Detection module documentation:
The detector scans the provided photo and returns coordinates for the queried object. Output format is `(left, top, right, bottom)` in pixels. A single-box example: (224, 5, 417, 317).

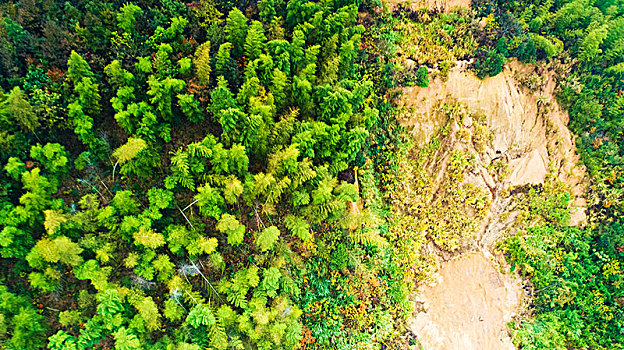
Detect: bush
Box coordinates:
(475, 48, 505, 79)
(416, 66, 429, 87)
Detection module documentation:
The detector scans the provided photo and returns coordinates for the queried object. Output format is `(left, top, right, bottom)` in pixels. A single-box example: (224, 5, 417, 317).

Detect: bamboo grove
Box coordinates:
(0, 0, 404, 348)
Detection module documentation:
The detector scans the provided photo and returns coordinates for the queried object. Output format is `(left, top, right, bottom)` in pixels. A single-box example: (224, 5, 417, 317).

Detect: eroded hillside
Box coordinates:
(395, 60, 588, 349)
(398, 60, 586, 247)
(411, 252, 522, 350)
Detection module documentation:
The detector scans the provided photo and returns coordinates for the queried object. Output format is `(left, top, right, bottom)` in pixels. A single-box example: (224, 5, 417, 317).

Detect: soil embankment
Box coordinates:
(400, 61, 586, 349)
(410, 252, 521, 350)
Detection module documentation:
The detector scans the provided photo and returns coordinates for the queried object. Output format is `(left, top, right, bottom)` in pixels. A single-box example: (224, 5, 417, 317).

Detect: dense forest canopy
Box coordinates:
(0, 0, 411, 348)
(0, 0, 622, 349)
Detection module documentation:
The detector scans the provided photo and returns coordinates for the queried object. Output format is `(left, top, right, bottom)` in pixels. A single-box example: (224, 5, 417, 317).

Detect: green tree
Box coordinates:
(210, 76, 238, 117)
(48, 330, 79, 350)
(256, 226, 280, 252)
(105, 60, 134, 87)
(117, 3, 143, 33)
(28, 236, 83, 268)
(19, 168, 57, 221)
(271, 68, 289, 110)
(476, 48, 505, 79)
(153, 254, 174, 281)
(1, 87, 39, 133)
(67, 102, 93, 141)
(133, 227, 166, 249)
(111, 190, 140, 216)
(44, 209, 67, 235)
(114, 327, 141, 350)
(290, 29, 306, 72)
(66, 51, 93, 82)
(195, 184, 225, 220)
(0, 284, 47, 349)
(217, 108, 246, 145)
(186, 303, 215, 327)
(223, 176, 244, 204)
(4, 157, 26, 180)
(257, 2, 271, 23)
(579, 25, 608, 64)
(11, 307, 47, 349)
(284, 215, 310, 240)
(215, 43, 234, 79)
(193, 0, 224, 28)
(194, 42, 212, 86)
(112, 138, 147, 181)
(216, 213, 246, 246)
(416, 66, 429, 87)
(74, 77, 101, 114)
(245, 21, 267, 60)
(225, 8, 248, 58)
(66, 51, 101, 148)
(178, 94, 203, 123)
(30, 143, 69, 176)
(136, 297, 161, 331)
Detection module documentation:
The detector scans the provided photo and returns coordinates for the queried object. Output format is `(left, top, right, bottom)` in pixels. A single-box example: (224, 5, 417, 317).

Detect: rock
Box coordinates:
(463, 115, 473, 128)
(405, 58, 417, 70)
(569, 206, 587, 227)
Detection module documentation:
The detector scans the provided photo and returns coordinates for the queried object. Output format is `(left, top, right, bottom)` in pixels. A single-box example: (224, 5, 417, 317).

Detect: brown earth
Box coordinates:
(410, 252, 523, 350)
(399, 60, 587, 349)
(398, 60, 587, 240)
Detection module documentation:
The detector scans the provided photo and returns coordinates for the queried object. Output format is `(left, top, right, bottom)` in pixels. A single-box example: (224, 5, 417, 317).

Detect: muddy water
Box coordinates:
(410, 252, 523, 350)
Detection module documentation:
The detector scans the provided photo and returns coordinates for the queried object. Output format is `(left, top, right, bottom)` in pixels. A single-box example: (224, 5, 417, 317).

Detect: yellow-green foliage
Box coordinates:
(428, 150, 490, 250)
(113, 138, 147, 165)
(471, 114, 490, 152)
(390, 103, 491, 253)
(394, 10, 477, 80)
(515, 173, 571, 227)
(388, 214, 438, 288)
(133, 227, 166, 249)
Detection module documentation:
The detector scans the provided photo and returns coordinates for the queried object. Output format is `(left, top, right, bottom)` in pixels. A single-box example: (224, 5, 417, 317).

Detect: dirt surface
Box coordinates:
(400, 60, 587, 349)
(398, 60, 587, 238)
(410, 252, 523, 350)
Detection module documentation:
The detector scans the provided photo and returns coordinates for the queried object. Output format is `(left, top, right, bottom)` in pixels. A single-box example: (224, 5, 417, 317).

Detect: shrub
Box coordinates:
(416, 66, 429, 87)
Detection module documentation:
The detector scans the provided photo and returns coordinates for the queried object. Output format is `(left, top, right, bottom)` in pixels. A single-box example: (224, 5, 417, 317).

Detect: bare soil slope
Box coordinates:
(398, 61, 587, 239)
(410, 252, 522, 350)
(399, 61, 586, 349)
